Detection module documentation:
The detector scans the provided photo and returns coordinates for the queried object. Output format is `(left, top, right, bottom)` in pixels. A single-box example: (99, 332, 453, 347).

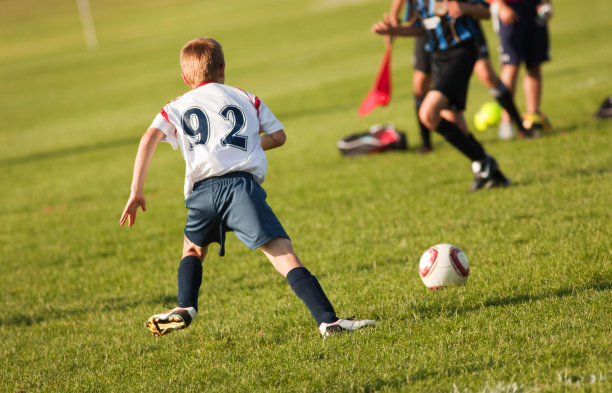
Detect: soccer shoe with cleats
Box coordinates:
(522, 112, 551, 132)
(319, 317, 378, 337)
(497, 122, 515, 140)
(146, 306, 196, 337)
(489, 168, 512, 189)
(470, 155, 497, 192)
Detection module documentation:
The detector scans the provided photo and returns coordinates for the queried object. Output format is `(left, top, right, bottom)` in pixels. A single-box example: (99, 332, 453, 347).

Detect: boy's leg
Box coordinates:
(178, 237, 207, 310)
(413, 70, 433, 153)
(474, 58, 530, 136)
(523, 64, 541, 115)
(261, 237, 336, 325)
(498, 64, 520, 138)
(421, 91, 509, 191)
(145, 237, 206, 336)
(420, 91, 486, 162)
(261, 237, 377, 336)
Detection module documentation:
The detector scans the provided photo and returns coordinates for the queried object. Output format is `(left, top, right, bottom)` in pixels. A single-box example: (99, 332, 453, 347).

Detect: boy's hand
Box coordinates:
(498, 2, 518, 25)
(447, 1, 466, 19)
(120, 192, 146, 227)
(371, 14, 394, 35)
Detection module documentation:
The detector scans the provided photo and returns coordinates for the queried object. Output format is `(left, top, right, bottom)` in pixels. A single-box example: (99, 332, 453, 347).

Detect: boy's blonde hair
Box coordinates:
(180, 38, 225, 85)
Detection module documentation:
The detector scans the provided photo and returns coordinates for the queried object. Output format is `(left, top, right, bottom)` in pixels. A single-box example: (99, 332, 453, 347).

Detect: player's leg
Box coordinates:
(425, 43, 510, 191)
(413, 35, 433, 153)
(474, 58, 532, 137)
(414, 70, 433, 153)
(145, 238, 206, 336)
(260, 237, 377, 336)
(523, 64, 541, 115)
(259, 236, 304, 277)
(521, 17, 551, 131)
(498, 63, 520, 137)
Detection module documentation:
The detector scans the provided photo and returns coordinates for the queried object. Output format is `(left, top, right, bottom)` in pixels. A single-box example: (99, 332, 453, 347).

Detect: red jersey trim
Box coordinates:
(237, 88, 261, 117)
(195, 81, 216, 89)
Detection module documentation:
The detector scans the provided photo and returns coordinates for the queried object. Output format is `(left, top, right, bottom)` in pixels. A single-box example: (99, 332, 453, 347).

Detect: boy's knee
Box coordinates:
(183, 237, 207, 261)
(419, 106, 438, 130)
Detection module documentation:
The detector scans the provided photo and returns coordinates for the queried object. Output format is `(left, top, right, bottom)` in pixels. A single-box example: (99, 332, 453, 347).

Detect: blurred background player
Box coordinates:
(120, 37, 377, 337)
(372, 0, 511, 191)
(491, 0, 552, 138)
(388, 0, 535, 152)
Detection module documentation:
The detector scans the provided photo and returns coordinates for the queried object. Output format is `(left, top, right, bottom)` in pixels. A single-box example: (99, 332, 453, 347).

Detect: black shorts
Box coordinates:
(431, 41, 477, 111)
(472, 21, 490, 60)
(412, 35, 432, 74)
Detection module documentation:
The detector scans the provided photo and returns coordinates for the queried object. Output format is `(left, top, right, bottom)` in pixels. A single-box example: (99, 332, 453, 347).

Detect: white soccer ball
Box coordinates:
(419, 244, 470, 290)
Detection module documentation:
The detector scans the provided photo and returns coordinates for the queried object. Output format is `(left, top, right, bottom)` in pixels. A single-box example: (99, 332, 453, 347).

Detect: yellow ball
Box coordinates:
(481, 102, 502, 125)
(473, 111, 488, 132)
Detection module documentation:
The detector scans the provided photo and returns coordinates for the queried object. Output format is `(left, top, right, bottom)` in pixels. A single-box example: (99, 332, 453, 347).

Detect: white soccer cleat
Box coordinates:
(319, 317, 378, 337)
(145, 306, 197, 337)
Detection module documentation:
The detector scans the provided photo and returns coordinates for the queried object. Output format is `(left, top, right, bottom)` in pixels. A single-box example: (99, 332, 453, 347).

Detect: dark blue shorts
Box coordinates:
(497, 0, 550, 67)
(184, 172, 289, 256)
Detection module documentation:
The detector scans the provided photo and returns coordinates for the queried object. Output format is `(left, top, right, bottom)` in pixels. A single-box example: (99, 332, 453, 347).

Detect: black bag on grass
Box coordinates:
(594, 96, 612, 119)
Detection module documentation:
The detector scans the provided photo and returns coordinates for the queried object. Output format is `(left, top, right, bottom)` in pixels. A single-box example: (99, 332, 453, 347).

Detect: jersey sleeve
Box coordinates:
(150, 111, 179, 150)
(257, 98, 284, 134)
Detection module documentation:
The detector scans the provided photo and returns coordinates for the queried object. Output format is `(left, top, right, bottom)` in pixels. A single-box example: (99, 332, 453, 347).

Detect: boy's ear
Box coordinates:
(218, 64, 225, 78)
(181, 72, 191, 86)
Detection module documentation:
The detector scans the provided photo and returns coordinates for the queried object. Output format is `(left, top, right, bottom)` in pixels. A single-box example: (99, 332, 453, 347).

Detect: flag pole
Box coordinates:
(77, 0, 98, 49)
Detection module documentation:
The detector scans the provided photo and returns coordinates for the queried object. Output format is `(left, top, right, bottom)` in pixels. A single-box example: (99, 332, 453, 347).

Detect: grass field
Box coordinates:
(1, 0, 611, 391)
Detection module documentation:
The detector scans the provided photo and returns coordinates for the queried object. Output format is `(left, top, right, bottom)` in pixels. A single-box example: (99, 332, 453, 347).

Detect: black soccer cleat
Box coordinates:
(145, 306, 196, 337)
(488, 169, 512, 189)
(470, 155, 497, 192)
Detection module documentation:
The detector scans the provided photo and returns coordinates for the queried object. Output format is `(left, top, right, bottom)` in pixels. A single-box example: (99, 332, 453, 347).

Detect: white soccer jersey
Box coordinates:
(150, 82, 284, 197)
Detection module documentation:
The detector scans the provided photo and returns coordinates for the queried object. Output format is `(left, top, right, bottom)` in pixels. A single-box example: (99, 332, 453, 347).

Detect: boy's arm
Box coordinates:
(261, 129, 286, 151)
(389, 0, 405, 27)
(119, 127, 165, 227)
(495, 0, 519, 25)
(447, 1, 490, 20)
(371, 13, 425, 37)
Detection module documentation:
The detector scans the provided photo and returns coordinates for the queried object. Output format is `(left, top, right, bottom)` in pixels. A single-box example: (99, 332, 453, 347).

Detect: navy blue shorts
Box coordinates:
(184, 172, 289, 256)
(497, 0, 550, 67)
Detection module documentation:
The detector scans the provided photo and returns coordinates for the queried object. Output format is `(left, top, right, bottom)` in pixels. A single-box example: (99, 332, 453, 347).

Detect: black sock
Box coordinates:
(490, 82, 525, 131)
(177, 255, 203, 311)
(286, 267, 337, 325)
(436, 118, 486, 162)
(415, 96, 432, 148)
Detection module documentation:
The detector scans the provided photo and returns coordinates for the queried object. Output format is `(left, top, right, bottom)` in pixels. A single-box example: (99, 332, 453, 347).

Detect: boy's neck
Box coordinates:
(191, 76, 224, 89)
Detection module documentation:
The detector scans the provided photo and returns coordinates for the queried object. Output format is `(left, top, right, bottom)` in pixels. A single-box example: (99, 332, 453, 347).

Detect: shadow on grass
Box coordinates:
(414, 279, 612, 319)
(0, 295, 170, 328)
(0, 136, 140, 167)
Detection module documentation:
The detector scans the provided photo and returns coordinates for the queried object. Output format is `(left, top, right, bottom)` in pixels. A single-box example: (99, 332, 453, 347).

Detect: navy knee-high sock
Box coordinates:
(286, 267, 337, 325)
(415, 96, 432, 148)
(177, 255, 203, 311)
(436, 118, 487, 162)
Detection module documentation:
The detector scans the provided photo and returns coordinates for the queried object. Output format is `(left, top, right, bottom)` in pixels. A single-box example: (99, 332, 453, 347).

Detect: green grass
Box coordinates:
(1, 0, 611, 391)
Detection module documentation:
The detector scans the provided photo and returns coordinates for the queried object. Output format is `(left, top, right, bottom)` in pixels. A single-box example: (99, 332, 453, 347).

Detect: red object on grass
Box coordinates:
(358, 46, 392, 117)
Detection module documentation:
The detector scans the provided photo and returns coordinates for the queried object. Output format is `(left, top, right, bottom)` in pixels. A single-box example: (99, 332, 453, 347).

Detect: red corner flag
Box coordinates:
(358, 46, 392, 117)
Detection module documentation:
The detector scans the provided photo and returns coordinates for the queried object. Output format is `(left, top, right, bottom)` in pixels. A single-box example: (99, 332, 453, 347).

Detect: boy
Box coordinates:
(492, 0, 552, 137)
(387, 0, 536, 152)
(119, 37, 377, 337)
(372, 0, 511, 191)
